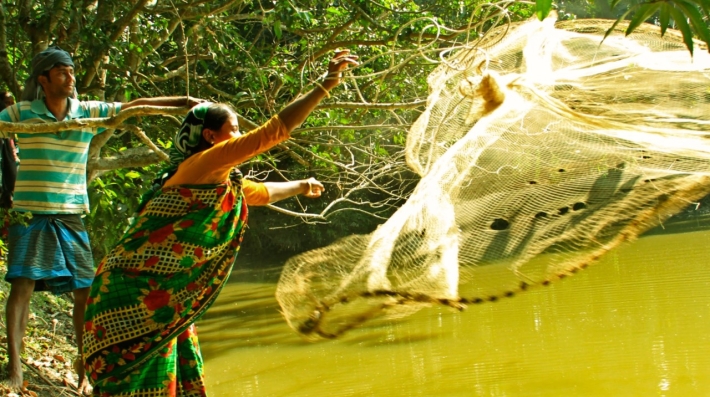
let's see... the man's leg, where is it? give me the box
[72,287,91,395]
[5,277,34,389]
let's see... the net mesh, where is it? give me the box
[276,16,710,339]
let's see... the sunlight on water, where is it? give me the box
[198,223,710,397]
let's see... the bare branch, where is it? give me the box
[0,105,188,133]
[221,13,265,22]
[122,125,170,161]
[317,100,427,110]
[294,124,408,134]
[182,0,242,19]
[161,54,214,68]
[264,204,327,220]
[89,147,165,170]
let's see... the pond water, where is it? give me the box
[197,219,710,397]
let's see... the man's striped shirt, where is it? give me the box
[0,98,121,214]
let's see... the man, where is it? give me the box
[1,91,14,109]
[0,46,200,394]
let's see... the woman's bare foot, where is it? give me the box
[77,377,92,395]
[74,358,92,395]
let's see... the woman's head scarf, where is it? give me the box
[21,46,75,101]
[169,102,213,168]
[139,102,214,211]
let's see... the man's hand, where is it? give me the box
[186,96,207,109]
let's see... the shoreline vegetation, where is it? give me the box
[0,265,82,397]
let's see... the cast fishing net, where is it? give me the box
[276,16,710,339]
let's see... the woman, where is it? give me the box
[82,50,358,396]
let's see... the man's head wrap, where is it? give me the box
[169,102,213,167]
[21,46,75,101]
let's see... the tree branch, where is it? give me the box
[48,0,70,34]
[182,0,242,19]
[0,105,188,133]
[294,124,408,134]
[264,203,327,220]
[121,124,170,161]
[81,0,152,89]
[316,99,427,110]
[88,147,165,170]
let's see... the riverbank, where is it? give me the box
[0,266,83,397]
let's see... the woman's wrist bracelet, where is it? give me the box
[314,82,331,98]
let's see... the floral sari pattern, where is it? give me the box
[83,172,247,396]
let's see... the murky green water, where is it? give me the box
[198,221,710,397]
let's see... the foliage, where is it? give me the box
[5,0,704,260]
[86,161,161,260]
[536,0,710,54]
[0,209,31,256]
[1,0,539,260]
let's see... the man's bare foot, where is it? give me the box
[74,358,92,395]
[6,360,23,390]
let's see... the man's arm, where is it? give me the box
[121,96,204,111]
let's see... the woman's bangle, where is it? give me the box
[314,82,331,98]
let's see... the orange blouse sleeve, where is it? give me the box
[242,179,270,206]
[164,115,289,187]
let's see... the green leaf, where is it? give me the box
[602,8,635,44]
[625,3,662,36]
[535,0,553,20]
[298,10,312,24]
[659,4,671,36]
[125,171,141,179]
[674,0,710,48]
[610,0,625,9]
[274,20,283,40]
[669,6,695,56]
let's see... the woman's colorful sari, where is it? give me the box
[83,172,248,397]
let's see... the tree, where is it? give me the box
[6,0,701,259]
[2,0,538,258]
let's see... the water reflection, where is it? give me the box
[198,221,710,397]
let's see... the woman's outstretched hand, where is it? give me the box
[303,177,325,198]
[277,49,358,132]
[322,50,359,91]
